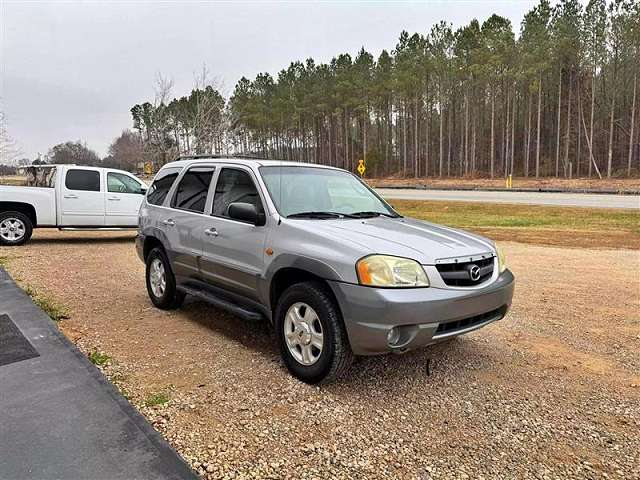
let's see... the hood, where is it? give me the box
[293,216,495,265]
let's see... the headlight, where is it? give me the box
[356,255,429,288]
[496,245,507,273]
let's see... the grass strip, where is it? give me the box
[391,200,639,249]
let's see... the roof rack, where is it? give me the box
[172,154,266,162]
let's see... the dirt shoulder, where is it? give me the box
[368,176,640,193]
[1,230,638,479]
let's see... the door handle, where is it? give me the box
[64,194,78,199]
[162,219,176,226]
[204,227,218,237]
[108,197,121,201]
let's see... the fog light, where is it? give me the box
[387,327,400,346]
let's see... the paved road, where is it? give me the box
[377,188,640,209]
[0,268,197,480]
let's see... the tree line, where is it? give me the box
[8,0,639,179]
[225,0,638,178]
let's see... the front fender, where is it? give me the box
[264,253,343,282]
[259,253,345,309]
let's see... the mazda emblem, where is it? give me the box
[469,264,481,281]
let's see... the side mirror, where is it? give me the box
[139,187,147,195]
[228,202,265,225]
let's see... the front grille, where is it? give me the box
[436,256,494,287]
[435,306,505,336]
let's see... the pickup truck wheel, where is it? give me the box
[0,212,33,246]
[145,247,185,310]
[276,281,353,384]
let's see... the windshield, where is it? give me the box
[259,166,398,219]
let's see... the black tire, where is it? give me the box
[0,211,33,246]
[145,247,185,310]
[275,281,353,384]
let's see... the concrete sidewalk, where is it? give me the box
[0,268,197,480]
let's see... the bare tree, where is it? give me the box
[535,74,542,178]
[147,73,177,166]
[107,130,146,170]
[555,69,562,177]
[0,110,22,165]
[191,64,227,154]
[629,74,637,176]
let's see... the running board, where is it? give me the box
[58,227,137,231]
[178,285,264,322]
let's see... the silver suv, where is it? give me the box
[136,157,515,383]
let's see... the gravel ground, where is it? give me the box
[1,231,639,480]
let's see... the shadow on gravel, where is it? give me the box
[179,298,278,359]
[177,296,488,389]
[327,337,491,394]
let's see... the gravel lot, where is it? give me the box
[2,231,639,479]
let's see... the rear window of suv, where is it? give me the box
[171,166,215,213]
[147,167,182,206]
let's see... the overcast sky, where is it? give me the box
[2,0,545,160]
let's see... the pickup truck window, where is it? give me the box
[65,169,100,192]
[171,166,215,213]
[212,168,263,218]
[108,172,143,194]
[147,167,182,206]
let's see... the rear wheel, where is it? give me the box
[0,211,33,246]
[145,247,185,309]
[275,281,353,384]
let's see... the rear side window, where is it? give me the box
[171,166,215,213]
[65,169,100,192]
[147,167,181,206]
[212,168,263,217]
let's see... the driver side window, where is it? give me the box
[212,168,263,218]
[108,172,143,194]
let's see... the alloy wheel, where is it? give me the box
[0,218,26,243]
[284,302,324,366]
[149,258,166,298]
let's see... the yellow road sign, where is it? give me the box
[357,159,366,176]
[505,174,513,189]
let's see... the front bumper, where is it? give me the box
[329,269,515,355]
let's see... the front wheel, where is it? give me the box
[0,211,33,246]
[275,281,353,384]
[145,247,185,310]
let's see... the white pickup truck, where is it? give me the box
[0,165,147,246]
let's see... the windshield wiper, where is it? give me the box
[287,211,358,219]
[350,211,401,218]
